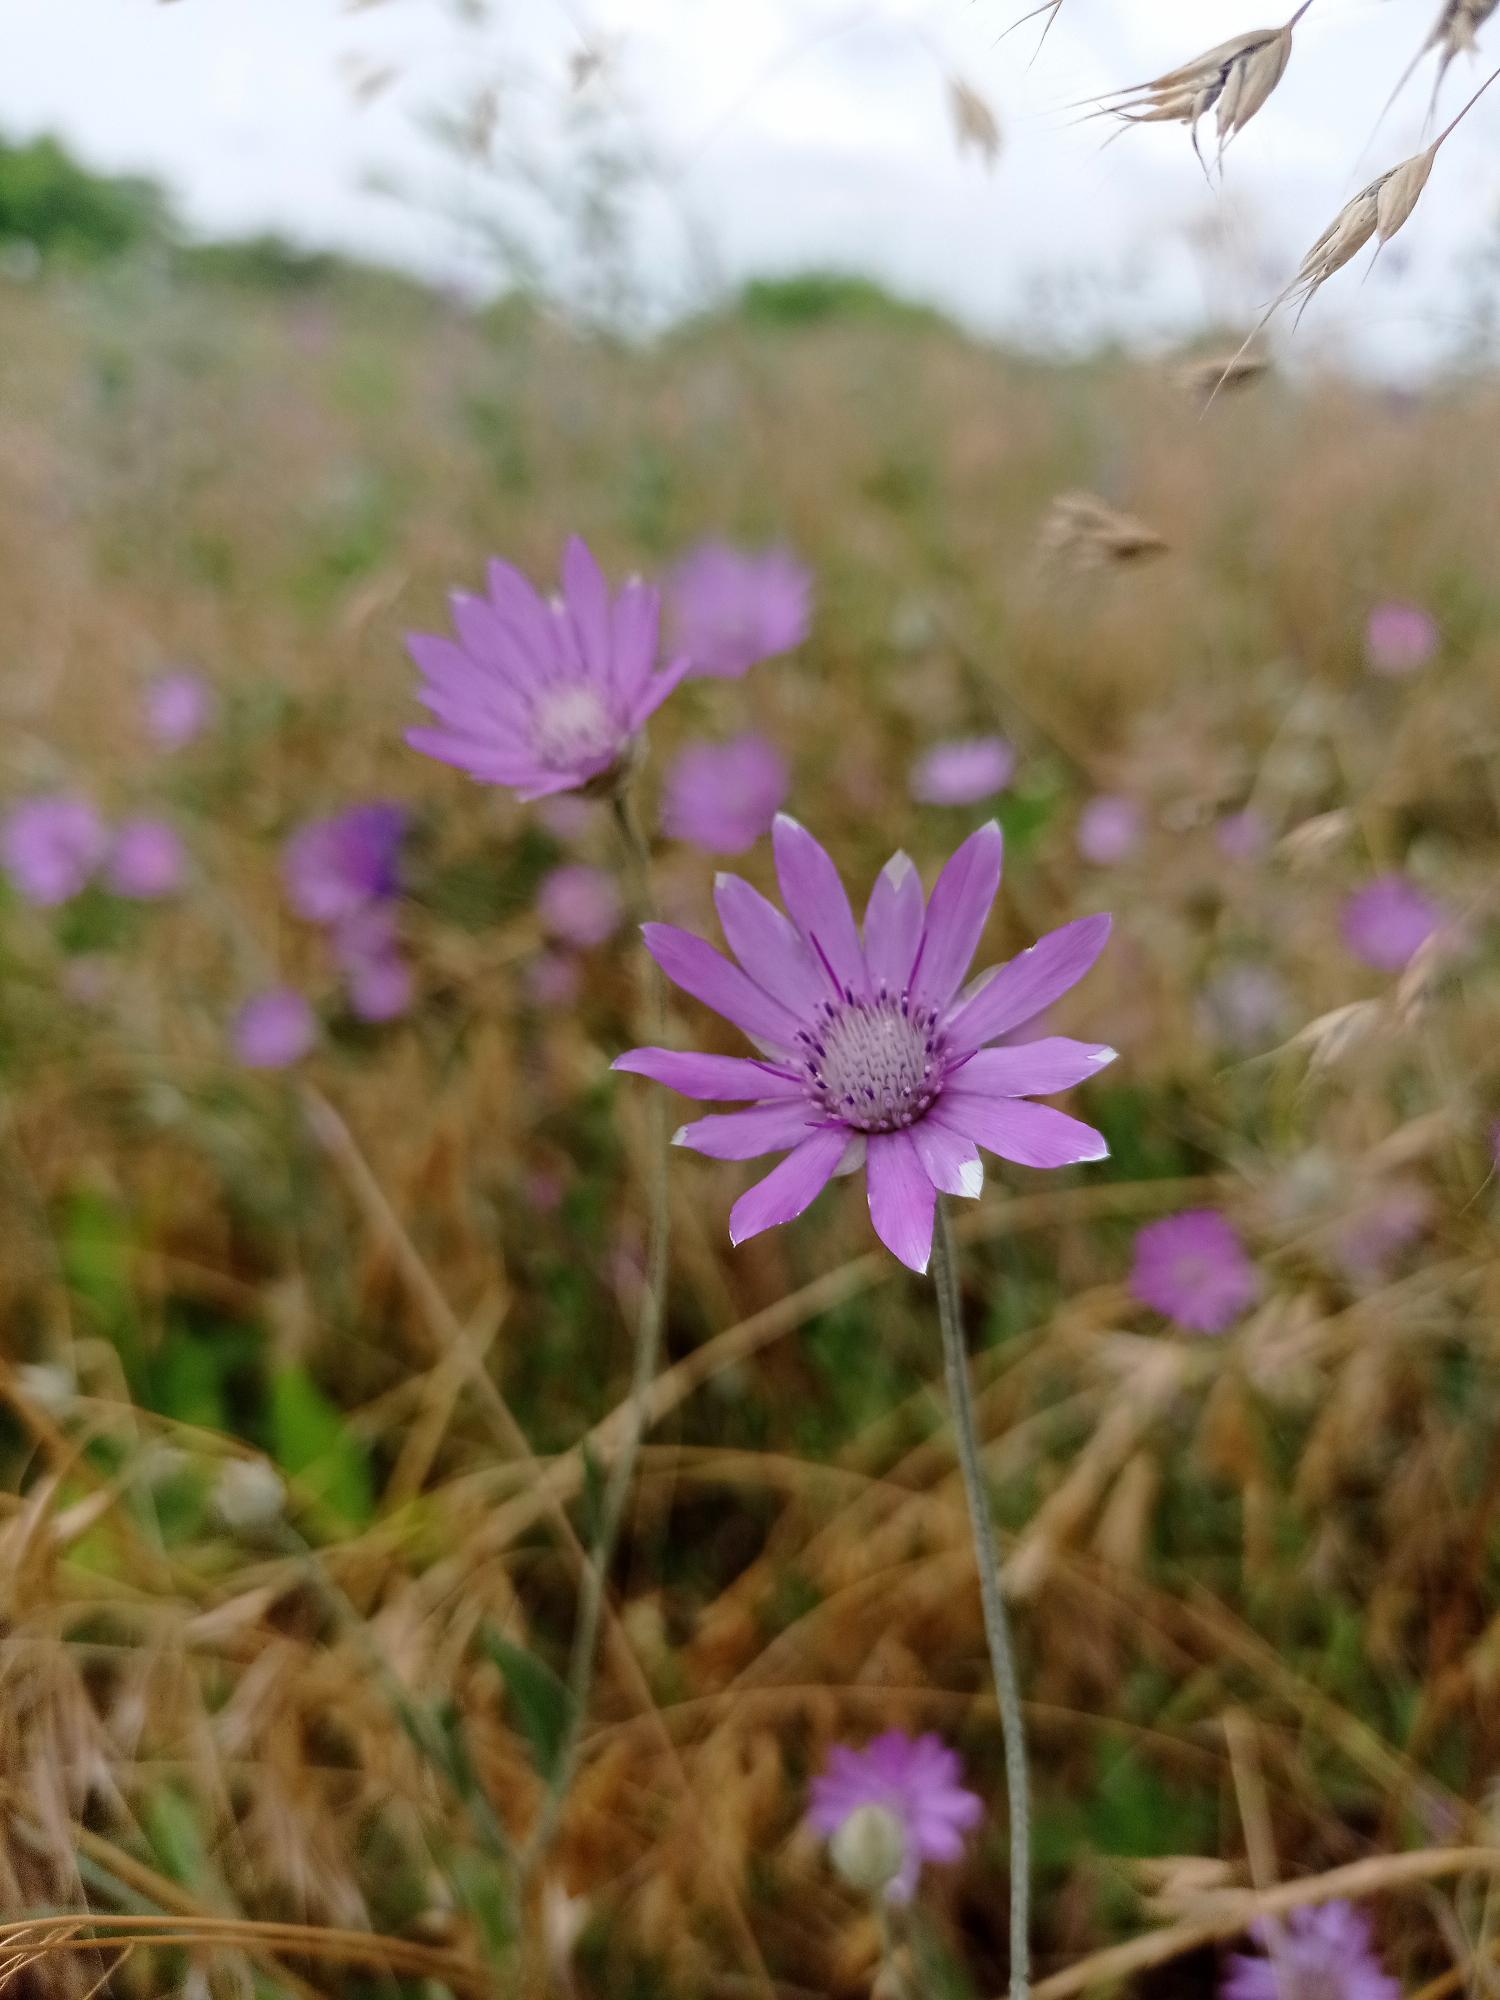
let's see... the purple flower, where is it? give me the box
[1216,808,1270,862]
[285,803,406,925]
[1200,965,1290,1052]
[232,989,317,1070]
[1132,1209,1260,1334]
[1077,794,1143,866]
[406,537,687,799]
[538,863,622,948]
[614,816,1114,1274]
[1333,1181,1432,1284]
[809,1732,982,1903]
[910,737,1016,807]
[107,818,187,900]
[661,734,790,855]
[1341,873,1444,972]
[1365,601,1438,678]
[1223,1902,1399,2000]
[1,794,108,907]
[144,670,216,751]
[667,541,812,680]
[333,906,413,1022]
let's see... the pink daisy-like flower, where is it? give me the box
[614,817,1114,1274]
[1077,794,1143,866]
[1341,873,1444,973]
[667,540,812,680]
[1132,1209,1260,1334]
[107,817,187,900]
[910,736,1016,808]
[661,734,790,856]
[1,794,109,907]
[538,863,622,949]
[232,988,317,1070]
[1223,1902,1399,2000]
[809,1732,982,1904]
[1364,601,1438,679]
[144,669,216,751]
[406,538,688,799]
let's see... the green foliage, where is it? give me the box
[269,1365,374,1528]
[482,1629,576,1784]
[732,269,953,332]
[0,133,171,262]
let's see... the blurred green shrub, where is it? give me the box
[0,132,171,262]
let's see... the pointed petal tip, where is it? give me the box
[1092,1046,1119,1068]
[957,1158,984,1199]
[671,1126,688,1147]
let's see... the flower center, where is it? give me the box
[529,684,620,772]
[802,992,944,1133]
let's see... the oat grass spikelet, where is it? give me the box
[1093,1,1314,174]
[1038,492,1168,571]
[1381,0,1499,131]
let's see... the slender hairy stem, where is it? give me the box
[932,1200,1031,2000]
[519,785,672,1883]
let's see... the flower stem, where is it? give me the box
[518,786,672,1884]
[932,1200,1031,2000]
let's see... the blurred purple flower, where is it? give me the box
[1078,794,1143,866]
[528,951,583,1007]
[538,864,622,948]
[407,537,687,798]
[667,540,812,680]
[144,670,216,751]
[1365,601,1438,678]
[615,817,1114,1273]
[910,736,1016,807]
[1216,808,1270,862]
[1,794,108,907]
[661,734,790,855]
[284,803,406,925]
[1132,1209,1260,1334]
[107,818,187,900]
[232,989,317,1070]
[809,1731,982,1903]
[1342,874,1444,972]
[1333,1181,1433,1284]
[1223,1902,1399,2000]
[1200,965,1290,1052]
[333,905,414,1022]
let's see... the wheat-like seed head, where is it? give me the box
[1094,2,1313,172]
[1037,492,1168,570]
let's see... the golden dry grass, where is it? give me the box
[1,266,1500,1997]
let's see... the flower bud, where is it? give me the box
[829,1803,907,1897]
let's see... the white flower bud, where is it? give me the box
[215,1457,286,1532]
[829,1804,907,1897]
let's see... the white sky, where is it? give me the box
[5,0,1500,367]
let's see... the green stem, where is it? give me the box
[518,786,672,1884]
[932,1201,1031,2000]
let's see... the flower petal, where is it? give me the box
[773,814,869,1000]
[729,1125,850,1245]
[611,1047,805,1100]
[611,576,662,700]
[866,1129,937,1273]
[562,536,612,682]
[485,557,563,673]
[935,1092,1109,1169]
[864,850,926,994]
[642,923,802,1050]
[946,913,1112,1056]
[911,1120,984,1199]
[715,873,827,1017]
[911,821,1003,1012]
[674,1100,819,1160]
[951,1038,1117,1097]
[627,655,692,730]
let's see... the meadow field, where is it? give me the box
[3,244,1500,1999]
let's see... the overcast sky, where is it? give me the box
[5,0,1500,367]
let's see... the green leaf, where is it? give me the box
[268,1365,373,1528]
[481,1628,574,1785]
